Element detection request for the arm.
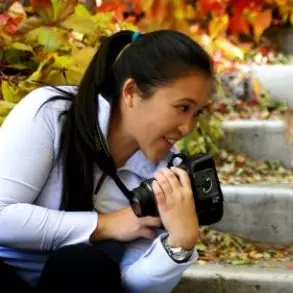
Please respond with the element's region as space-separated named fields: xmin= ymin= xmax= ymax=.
xmin=121 ymin=231 xmax=198 ymax=293
xmin=121 ymin=166 xmax=200 ymax=293
xmin=0 ymin=89 xmax=97 ymax=251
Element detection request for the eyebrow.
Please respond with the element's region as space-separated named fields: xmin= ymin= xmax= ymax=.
xmin=181 ymin=98 xmax=210 ymax=110
xmin=181 ymin=98 xmax=198 ymax=106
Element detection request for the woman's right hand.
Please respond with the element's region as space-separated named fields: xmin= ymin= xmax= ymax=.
xmin=90 ymin=207 xmax=162 ymax=242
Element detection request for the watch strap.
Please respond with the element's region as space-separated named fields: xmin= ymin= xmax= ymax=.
xmin=161 ymin=235 xmax=194 ymax=263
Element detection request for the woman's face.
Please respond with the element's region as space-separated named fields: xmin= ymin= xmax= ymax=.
xmin=123 ymin=73 xmax=212 ymax=163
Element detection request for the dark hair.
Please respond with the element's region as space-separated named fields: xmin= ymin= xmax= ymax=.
xmin=42 ymin=29 xmax=214 ymax=211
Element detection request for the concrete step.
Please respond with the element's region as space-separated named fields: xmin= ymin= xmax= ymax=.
xmin=173 ymin=262 xmax=293 ymax=293
xmin=220 ymin=120 xmax=293 ymax=169
xmin=240 ymin=64 xmax=293 ymax=106
xmin=212 ymin=184 xmax=293 ymax=245
xmin=173 ymin=184 xmax=293 ymax=293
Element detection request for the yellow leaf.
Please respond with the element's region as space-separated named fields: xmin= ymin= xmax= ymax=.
xmin=275 ymin=0 xmax=287 ymax=5
xmin=1 ymin=81 xmax=23 ymax=103
xmin=0 ymin=101 xmax=15 ymax=117
xmin=74 ymin=4 xmax=92 ymax=17
xmin=70 ymin=47 xmax=95 ymax=70
xmin=186 ymin=4 xmax=195 ymax=19
xmin=208 ymin=15 xmax=229 ymax=40
xmin=290 ymin=11 xmax=293 ymax=26
xmin=2 ymin=81 xmax=16 ymax=103
xmin=214 ymin=38 xmax=244 ymax=60
xmin=43 ymin=69 xmax=68 ymax=85
xmin=253 ymin=10 xmax=272 ymax=41
xmin=0 ymin=116 xmax=5 ymax=126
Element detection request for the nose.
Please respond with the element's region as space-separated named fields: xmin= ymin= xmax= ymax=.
xmin=178 ymin=117 xmax=195 ymax=137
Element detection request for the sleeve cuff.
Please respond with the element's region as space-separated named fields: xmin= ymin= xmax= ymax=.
xmin=140 ymin=232 xmax=198 ymax=281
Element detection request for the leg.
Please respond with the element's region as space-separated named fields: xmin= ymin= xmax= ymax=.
xmin=36 ymin=243 xmax=124 ymax=293
xmin=0 ymin=258 xmax=33 ymax=293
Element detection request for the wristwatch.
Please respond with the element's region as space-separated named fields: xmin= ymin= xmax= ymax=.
xmin=161 ymin=236 xmax=194 ymax=263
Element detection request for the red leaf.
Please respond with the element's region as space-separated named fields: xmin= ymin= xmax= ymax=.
xmin=200 ymin=0 xmax=226 ymax=15
xmin=231 ymin=0 xmax=262 ymax=14
xmin=287 ymin=263 xmax=293 ymax=270
xmin=29 ymin=0 xmax=54 ymax=23
xmin=228 ymin=14 xmax=250 ymax=35
xmin=6 ymin=18 xmax=18 ymax=34
xmin=0 ymin=14 xmax=9 ymax=27
xmin=30 ymin=0 xmax=52 ymax=11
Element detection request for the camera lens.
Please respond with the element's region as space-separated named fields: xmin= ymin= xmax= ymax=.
xmin=202 ymin=177 xmax=212 ymax=193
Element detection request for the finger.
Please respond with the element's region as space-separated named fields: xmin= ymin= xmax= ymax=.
xmin=139 ymin=228 xmax=156 ymax=240
xmin=152 ymin=180 xmax=166 ymax=207
xmin=141 ymin=215 xmax=162 ymax=227
xmin=160 ymin=167 xmax=182 ymax=191
xmin=170 ymin=167 xmax=192 ymax=190
xmin=155 ymin=169 xmax=173 ymax=195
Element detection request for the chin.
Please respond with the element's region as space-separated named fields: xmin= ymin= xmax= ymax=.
xmin=145 ymin=149 xmax=169 ymax=164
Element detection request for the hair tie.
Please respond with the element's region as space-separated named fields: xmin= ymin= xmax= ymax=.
xmin=131 ymin=31 xmax=141 ymax=42
xmin=114 ymin=32 xmax=141 ymax=66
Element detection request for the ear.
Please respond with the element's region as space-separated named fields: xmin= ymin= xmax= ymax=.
xmin=121 ymin=78 xmax=138 ymax=108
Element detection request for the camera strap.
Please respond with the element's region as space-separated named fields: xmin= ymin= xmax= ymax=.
xmin=94 ymin=122 xmax=135 ymax=204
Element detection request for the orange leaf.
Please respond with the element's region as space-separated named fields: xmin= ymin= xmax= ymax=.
xmin=253 ymin=9 xmax=272 ymax=41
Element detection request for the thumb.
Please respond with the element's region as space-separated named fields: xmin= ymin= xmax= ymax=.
xmin=139 ymin=228 xmax=156 ymax=240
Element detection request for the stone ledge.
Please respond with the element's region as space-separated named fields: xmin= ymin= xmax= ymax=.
xmin=220 ymin=119 xmax=293 ymax=169
xmin=211 ymin=184 xmax=293 ymax=245
xmin=173 ymin=263 xmax=293 ymax=293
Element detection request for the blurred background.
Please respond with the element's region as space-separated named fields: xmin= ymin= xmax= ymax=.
xmin=1 ymin=1 xmax=293 ymax=280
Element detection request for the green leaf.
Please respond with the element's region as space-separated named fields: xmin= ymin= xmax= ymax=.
xmin=26 ymin=56 xmax=55 ymax=84
xmin=195 ymin=244 xmax=207 ymax=252
xmin=10 ymin=42 xmax=34 ymax=54
xmin=25 ymin=26 xmax=70 ymax=52
xmin=61 ymin=15 xmax=99 ymax=36
xmin=74 ymin=4 xmax=92 ymax=17
xmin=18 ymin=16 xmax=45 ymax=34
xmin=230 ymin=259 xmax=255 ymax=265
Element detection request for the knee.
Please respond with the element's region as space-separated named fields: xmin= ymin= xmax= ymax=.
xmin=44 ymin=243 xmax=120 ymax=277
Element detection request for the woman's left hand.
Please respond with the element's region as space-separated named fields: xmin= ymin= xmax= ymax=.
xmin=152 ymin=167 xmax=199 ymax=250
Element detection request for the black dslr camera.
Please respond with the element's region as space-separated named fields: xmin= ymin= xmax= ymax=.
xmin=131 ymin=153 xmax=224 ymax=225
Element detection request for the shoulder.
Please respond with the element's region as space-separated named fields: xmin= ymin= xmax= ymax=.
xmin=16 ymin=85 xmax=76 ymax=113
xmin=1 ymin=85 xmax=77 ymax=139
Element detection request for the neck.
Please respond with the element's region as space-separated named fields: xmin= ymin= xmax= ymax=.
xmin=107 ymin=106 xmax=138 ymax=168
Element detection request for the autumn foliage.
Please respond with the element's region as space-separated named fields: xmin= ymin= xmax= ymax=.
xmin=98 ymin=0 xmax=293 ymax=43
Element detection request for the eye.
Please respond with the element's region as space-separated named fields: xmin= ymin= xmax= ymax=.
xmin=178 ymin=105 xmax=190 ymax=113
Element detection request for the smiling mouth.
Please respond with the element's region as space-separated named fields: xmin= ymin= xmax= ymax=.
xmin=163 ymin=137 xmax=178 ymax=146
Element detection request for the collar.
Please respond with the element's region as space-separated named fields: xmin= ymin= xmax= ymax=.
xmin=97 ymin=94 xmax=178 ymax=179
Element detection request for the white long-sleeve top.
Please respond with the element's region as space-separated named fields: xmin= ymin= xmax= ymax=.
xmin=0 ymin=86 xmax=198 ymax=292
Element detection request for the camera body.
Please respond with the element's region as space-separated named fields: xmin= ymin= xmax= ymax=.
xmin=131 ymin=153 xmax=224 ymax=226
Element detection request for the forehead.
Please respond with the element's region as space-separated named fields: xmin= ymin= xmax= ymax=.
xmin=154 ymin=74 xmax=212 ymax=105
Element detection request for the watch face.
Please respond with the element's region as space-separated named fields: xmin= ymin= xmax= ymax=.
xmin=172 ymin=249 xmax=192 ymax=261
xmin=162 ymin=237 xmax=193 ymax=262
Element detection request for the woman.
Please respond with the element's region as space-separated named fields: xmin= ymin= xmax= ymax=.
xmin=0 ymin=29 xmax=214 ymax=292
